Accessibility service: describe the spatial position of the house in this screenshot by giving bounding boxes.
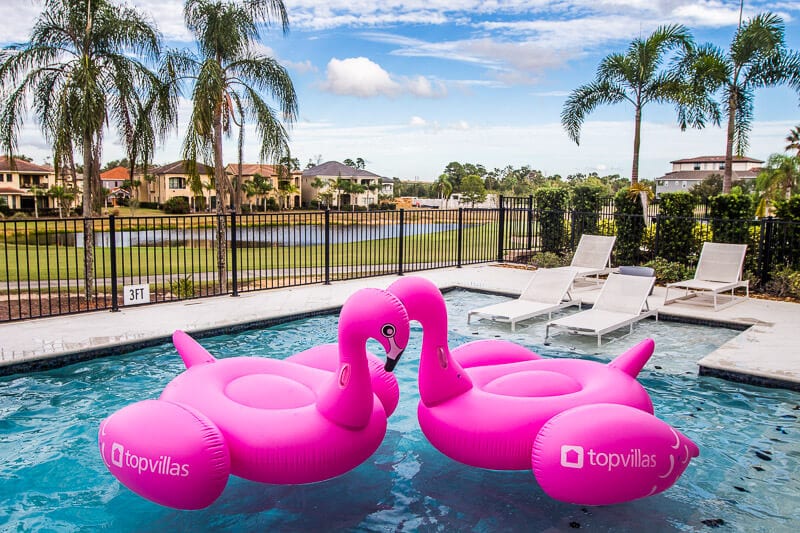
[301,161,384,209]
[224,163,302,210]
[380,177,395,198]
[149,160,214,210]
[0,156,55,211]
[655,156,763,197]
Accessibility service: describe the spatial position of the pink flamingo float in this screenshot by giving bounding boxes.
[386,276,699,505]
[98,287,410,509]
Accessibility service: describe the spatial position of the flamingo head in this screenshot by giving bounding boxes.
[338,288,410,372]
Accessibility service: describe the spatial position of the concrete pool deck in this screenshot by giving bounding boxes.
[1,264,798,391]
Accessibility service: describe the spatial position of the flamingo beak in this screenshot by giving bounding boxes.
[384,336,404,372]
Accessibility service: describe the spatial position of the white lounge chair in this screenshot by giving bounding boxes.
[467,268,580,331]
[545,273,657,346]
[556,234,616,285]
[663,242,749,311]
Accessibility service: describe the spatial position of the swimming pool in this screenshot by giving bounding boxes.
[1,289,798,531]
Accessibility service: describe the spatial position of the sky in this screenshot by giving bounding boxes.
[2,0,800,182]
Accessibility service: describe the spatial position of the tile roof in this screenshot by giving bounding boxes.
[151,160,213,175]
[224,163,277,176]
[0,186,25,194]
[302,161,382,179]
[657,169,760,181]
[100,166,130,181]
[669,155,763,164]
[0,156,52,173]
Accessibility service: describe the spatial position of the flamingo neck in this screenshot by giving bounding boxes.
[316,331,374,429]
[417,311,473,407]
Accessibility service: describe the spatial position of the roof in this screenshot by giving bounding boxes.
[151,160,213,175]
[0,156,52,173]
[302,161,382,179]
[0,185,25,194]
[670,155,763,164]
[657,169,761,181]
[224,163,277,176]
[100,166,130,181]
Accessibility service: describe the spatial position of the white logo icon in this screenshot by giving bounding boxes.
[111,442,125,468]
[561,445,584,469]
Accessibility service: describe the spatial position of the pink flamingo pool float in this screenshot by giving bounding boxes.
[386,276,699,505]
[98,287,409,509]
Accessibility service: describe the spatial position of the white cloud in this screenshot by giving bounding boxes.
[319,57,445,98]
[410,116,427,126]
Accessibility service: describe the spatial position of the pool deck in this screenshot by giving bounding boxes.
[1,264,799,391]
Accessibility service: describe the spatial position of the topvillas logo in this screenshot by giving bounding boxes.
[560,444,657,471]
[110,442,190,477]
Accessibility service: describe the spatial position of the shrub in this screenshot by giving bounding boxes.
[597,218,616,236]
[655,192,696,262]
[526,251,569,269]
[535,187,569,253]
[708,193,753,243]
[774,195,800,221]
[163,197,190,214]
[643,257,694,284]
[764,266,800,299]
[170,276,195,298]
[614,188,645,264]
[571,185,605,236]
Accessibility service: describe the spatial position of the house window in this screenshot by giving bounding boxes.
[168,177,185,189]
[682,181,687,188]
[4,174,10,182]
[693,164,700,170]
[718,163,724,170]
[658,180,665,186]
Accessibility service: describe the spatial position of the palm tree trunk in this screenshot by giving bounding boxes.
[631,105,642,186]
[723,92,737,194]
[213,105,228,292]
[82,135,95,299]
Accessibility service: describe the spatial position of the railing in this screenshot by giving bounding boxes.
[2,202,798,322]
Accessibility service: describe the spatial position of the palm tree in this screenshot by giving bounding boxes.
[787,125,800,157]
[434,174,453,201]
[561,24,705,185]
[684,13,800,193]
[48,184,76,218]
[167,0,298,290]
[0,0,165,297]
[756,154,800,211]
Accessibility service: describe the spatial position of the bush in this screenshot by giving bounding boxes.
[526,251,569,269]
[655,192,696,262]
[163,197,190,214]
[774,195,800,221]
[643,257,694,284]
[764,266,800,299]
[170,276,195,298]
[708,193,753,243]
[614,188,646,264]
[571,185,605,236]
[535,187,569,253]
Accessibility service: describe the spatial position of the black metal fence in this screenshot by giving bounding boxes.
[2,201,798,322]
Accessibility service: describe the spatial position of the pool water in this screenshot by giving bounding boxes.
[1,289,799,532]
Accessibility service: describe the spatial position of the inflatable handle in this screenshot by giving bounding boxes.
[532,403,699,505]
[98,399,231,509]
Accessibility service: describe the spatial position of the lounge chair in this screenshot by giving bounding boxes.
[556,234,616,285]
[545,273,657,346]
[663,242,749,311]
[467,268,580,331]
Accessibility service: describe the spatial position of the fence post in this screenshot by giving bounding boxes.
[230,211,238,297]
[653,214,661,259]
[497,195,505,263]
[398,209,405,275]
[324,208,331,284]
[109,215,119,312]
[759,216,774,287]
[526,195,533,250]
[457,208,463,268]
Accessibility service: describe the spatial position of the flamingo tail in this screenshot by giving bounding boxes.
[607,338,655,378]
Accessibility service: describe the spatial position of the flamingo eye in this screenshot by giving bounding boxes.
[381,324,396,338]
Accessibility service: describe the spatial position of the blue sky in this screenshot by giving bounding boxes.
[2,0,800,181]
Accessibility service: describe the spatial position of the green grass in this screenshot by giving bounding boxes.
[1,222,500,282]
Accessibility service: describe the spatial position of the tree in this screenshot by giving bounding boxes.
[756,154,800,213]
[48,184,77,218]
[310,177,332,208]
[243,172,273,210]
[29,184,48,218]
[168,0,298,290]
[561,24,707,185]
[684,12,800,193]
[460,174,487,207]
[787,125,800,157]
[433,174,452,201]
[343,157,366,170]
[102,158,131,171]
[689,174,723,201]
[0,0,165,298]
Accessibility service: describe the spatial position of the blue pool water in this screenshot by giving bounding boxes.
[1,289,799,532]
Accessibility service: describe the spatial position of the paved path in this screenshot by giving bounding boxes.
[1,264,798,391]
